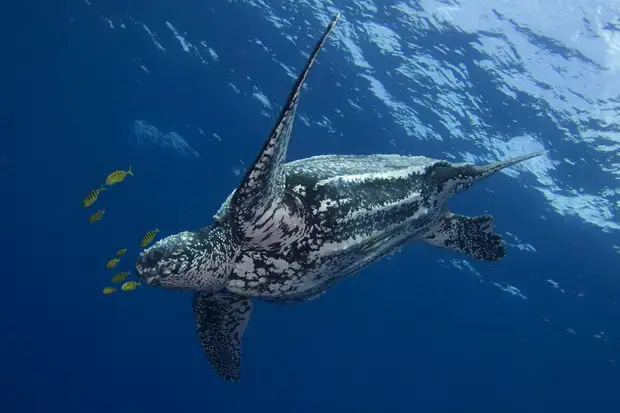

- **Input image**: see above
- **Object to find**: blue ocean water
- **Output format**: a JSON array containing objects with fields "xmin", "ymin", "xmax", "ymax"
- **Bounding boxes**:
[{"xmin": 3, "ymin": 0, "xmax": 619, "ymax": 412}]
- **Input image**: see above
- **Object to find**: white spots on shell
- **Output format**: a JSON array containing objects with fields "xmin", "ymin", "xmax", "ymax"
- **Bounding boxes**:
[
  {"xmin": 313, "ymin": 234, "xmax": 362, "ymax": 256},
  {"xmin": 317, "ymin": 198, "xmax": 338, "ymax": 213},
  {"xmin": 342, "ymin": 189, "xmax": 425, "ymax": 222},
  {"xmin": 314, "ymin": 162, "xmax": 429, "ymax": 188},
  {"xmin": 229, "ymin": 279, "xmax": 246, "ymax": 288},
  {"xmin": 291, "ymin": 184, "xmax": 307, "ymax": 197},
  {"xmin": 237, "ymin": 255, "xmax": 257, "ymax": 279},
  {"xmin": 265, "ymin": 256, "xmax": 290, "ymax": 273}
]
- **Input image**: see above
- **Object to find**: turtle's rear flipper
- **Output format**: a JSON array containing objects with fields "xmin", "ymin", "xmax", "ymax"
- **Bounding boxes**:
[
  {"xmin": 193, "ymin": 292, "xmax": 253, "ymax": 382},
  {"xmin": 422, "ymin": 212, "xmax": 505, "ymax": 261}
]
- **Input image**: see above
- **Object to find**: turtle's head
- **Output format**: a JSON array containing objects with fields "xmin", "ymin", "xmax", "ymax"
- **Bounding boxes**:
[{"xmin": 135, "ymin": 224, "xmax": 236, "ymax": 292}]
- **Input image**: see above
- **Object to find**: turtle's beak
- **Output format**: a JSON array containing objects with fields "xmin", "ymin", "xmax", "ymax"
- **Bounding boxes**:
[{"xmin": 135, "ymin": 248, "xmax": 162, "ymax": 286}]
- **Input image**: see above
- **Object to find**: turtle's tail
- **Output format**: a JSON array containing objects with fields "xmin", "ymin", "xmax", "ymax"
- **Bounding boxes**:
[
  {"xmin": 469, "ymin": 151, "xmax": 546, "ymax": 181},
  {"xmin": 431, "ymin": 151, "xmax": 546, "ymax": 196}
]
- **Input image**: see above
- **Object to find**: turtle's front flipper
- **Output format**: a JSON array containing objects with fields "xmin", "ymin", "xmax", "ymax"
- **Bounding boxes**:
[
  {"xmin": 230, "ymin": 14, "xmax": 340, "ymax": 244},
  {"xmin": 193, "ymin": 292, "xmax": 253, "ymax": 382},
  {"xmin": 422, "ymin": 213, "xmax": 505, "ymax": 261}
]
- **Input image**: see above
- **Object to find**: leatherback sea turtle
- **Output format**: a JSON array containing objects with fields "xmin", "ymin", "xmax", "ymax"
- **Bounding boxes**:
[{"xmin": 135, "ymin": 13, "xmax": 543, "ymax": 381}]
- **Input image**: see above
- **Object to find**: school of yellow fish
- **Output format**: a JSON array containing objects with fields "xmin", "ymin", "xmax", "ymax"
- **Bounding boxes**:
[{"xmin": 82, "ymin": 166, "xmax": 161, "ymax": 295}]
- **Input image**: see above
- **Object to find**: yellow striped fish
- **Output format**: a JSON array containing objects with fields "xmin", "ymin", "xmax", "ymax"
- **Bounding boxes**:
[
  {"xmin": 106, "ymin": 257, "xmax": 120, "ymax": 269},
  {"xmin": 82, "ymin": 185, "xmax": 106, "ymax": 207},
  {"xmin": 140, "ymin": 228, "xmax": 160, "ymax": 248},
  {"xmin": 121, "ymin": 281, "xmax": 141, "ymax": 291},
  {"xmin": 111, "ymin": 272, "xmax": 129, "ymax": 283},
  {"xmin": 105, "ymin": 166, "xmax": 133, "ymax": 185},
  {"xmin": 103, "ymin": 287, "xmax": 116, "ymax": 294},
  {"xmin": 88, "ymin": 209, "xmax": 105, "ymax": 223},
  {"xmin": 115, "ymin": 248, "xmax": 127, "ymax": 257}
]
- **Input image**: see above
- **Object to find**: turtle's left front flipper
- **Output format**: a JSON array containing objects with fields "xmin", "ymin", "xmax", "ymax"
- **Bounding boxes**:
[
  {"xmin": 193, "ymin": 292, "xmax": 253, "ymax": 382},
  {"xmin": 230, "ymin": 14, "xmax": 340, "ymax": 244}
]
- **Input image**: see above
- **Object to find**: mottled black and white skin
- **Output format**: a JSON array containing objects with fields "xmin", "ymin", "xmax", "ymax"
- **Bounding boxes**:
[{"xmin": 135, "ymin": 13, "xmax": 544, "ymax": 382}]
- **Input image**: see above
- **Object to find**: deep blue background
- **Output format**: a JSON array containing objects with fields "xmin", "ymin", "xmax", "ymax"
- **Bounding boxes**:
[{"xmin": 2, "ymin": 0, "xmax": 619, "ymax": 412}]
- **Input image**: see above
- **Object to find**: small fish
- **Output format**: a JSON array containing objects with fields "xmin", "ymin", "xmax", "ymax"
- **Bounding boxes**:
[
  {"xmin": 105, "ymin": 166, "xmax": 133, "ymax": 185},
  {"xmin": 115, "ymin": 248, "xmax": 127, "ymax": 257},
  {"xmin": 106, "ymin": 258, "xmax": 120, "ymax": 269},
  {"xmin": 121, "ymin": 281, "xmax": 141, "ymax": 291},
  {"xmin": 88, "ymin": 209, "xmax": 105, "ymax": 223},
  {"xmin": 140, "ymin": 228, "xmax": 160, "ymax": 248},
  {"xmin": 83, "ymin": 185, "xmax": 106, "ymax": 207},
  {"xmin": 103, "ymin": 287, "xmax": 116, "ymax": 294},
  {"xmin": 111, "ymin": 271, "xmax": 129, "ymax": 283}
]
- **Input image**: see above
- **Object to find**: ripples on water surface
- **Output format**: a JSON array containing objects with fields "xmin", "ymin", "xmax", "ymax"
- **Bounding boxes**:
[{"xmin": 94, "ymin": 0, "xmax": 619, "ymax": 232}]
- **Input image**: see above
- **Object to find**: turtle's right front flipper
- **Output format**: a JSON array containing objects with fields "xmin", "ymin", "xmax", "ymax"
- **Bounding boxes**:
[
  {"xmin": 193, "ymin": 292, "xmax": 253, "ymax": 382},
  {"xmin": 230, "ymin": 14, "xmax": 340, "ymax": 245}
]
